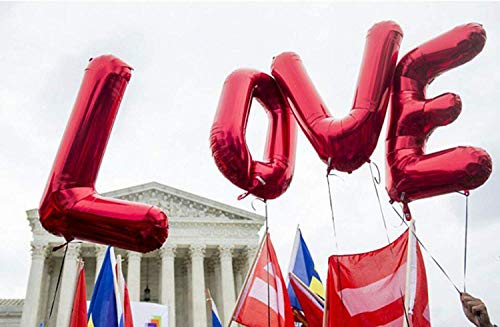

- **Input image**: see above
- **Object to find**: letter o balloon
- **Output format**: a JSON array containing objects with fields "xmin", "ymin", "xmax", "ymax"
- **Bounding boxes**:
[{"xmin": 210, "ymin": 69, "xmax": 297, "ymax": 200}]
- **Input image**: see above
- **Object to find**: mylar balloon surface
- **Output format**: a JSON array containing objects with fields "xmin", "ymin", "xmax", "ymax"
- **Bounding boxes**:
[
  {"xmin": 386, "ymin": 24, "xmax": 492, "ymax": 203},
  {"xmin": 271, "ymin": 21, "xmax": 403, "ymax": 173},
  {"xmin": 39, "ymin": 55, "xmax": 169, "ymax": 253},
  {"xmin": 210, "ymin": 69, "xmax": 297, "ymax": 200}
]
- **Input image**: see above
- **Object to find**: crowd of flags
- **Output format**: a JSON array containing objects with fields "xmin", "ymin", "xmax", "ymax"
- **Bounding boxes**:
[
  {"xmin": 222, "ymin": 226, "xmax": 430, "ymax": 327},
  {"xmin": 60, "ymin": 226, "xmax": 429, "ymax": 327},
  {"xmin": 67, "ymin": 247, "xmax": 134, "ymax": 327}
]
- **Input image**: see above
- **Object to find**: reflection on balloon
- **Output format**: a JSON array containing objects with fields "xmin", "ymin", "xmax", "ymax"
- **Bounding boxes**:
[
  {"xmin": 386, "ymin": 23, "xmax": 492, "ymax": 203},
  {"xmin": 210, "ymin": 69, "xmax": 297, "ymax": 200},
  {"xmin": 39, "ymin": 55, "xmax": 169, "ymax": 253},
  {"xmin": 271, "ymin": 21, "xmax": 403, "ymax": 173}
]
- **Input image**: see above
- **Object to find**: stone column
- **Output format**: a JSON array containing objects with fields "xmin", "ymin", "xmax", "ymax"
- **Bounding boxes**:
[
  {"xmin": 160, "ymin": 244, "xmax": 176, "ymax": 327},
  {"xmin": 219, "ymin": 245, "xmax": 236, "ymax": 324},
  {"xmin": 127, "ymin": 251, "xmax": 142, "ymax": 301},
  {"xmin": 233, "ymin": 256, "xmax": 247, "ymax": 296},
  {"xmin": 190, "ymin": 244, "xmax": 207, "ymax": 327},
  {"xmin": 21, "ymin": 242, "xmax": 48, "ymax": 327},
  {"xmin": 56, "ymin": 243, "xmax": 81, "ymax": 327},
  {"xmin": 245, "ymin": 245, "xmax": 259, "ymax": 271},
  {"xmin": 213, "ymin": 256, "xmax": 223, "ymax": 314},
  {"xmin": 184, "ymin": 257, "xmax": 193, "ymax": 327},
  {"xmin": 94, "ymin": 244, "xmax": 107, "ymax": 281}
]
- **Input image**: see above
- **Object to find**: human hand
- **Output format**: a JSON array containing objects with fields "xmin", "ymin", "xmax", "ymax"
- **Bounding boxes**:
[{"xmin": 461, "ymin": 292, "xmax": 494, "ymax": 327}]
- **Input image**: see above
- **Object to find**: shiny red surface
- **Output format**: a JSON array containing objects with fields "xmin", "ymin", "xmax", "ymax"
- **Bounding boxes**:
[
  {"xmin": 210, "ymin": 69, "xmax": 297, "ymax": 200},
  {"xmin": 39, "ymin": 55, "xmax": 168, "ymax": 253},
  {"xmin": 386, "ymin": 24, "xmax": 492, "ymax": 203},
  {"xmin": 271, "ymin": 21, "xmax": 403, "ymax": 173}
]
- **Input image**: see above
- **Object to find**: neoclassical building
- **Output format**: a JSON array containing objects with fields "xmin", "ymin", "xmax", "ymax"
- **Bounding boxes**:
[{"xmin": 0, "ymin": 182, "xmax": 264, "ymax": 327}]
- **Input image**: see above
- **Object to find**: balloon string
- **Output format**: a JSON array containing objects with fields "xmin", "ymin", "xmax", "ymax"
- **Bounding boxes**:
[
  {"xmin": 456, "ymin": 190, "xmax": 470, "ymax": 293},
  {"xmin": 326, "ymin": 173, "xmax": 339, "ymax": 250},
  {"xmin": 368, "ymin": 162, "xmax": 392, "ymax": 248},
  {"xmin": 325, "ymin": 169, "xmax": 345, "ymax": 327},
  {"xmin": 391, "ymin": 204, "xmax": 461, "ymax": 294},
  {"xmin": 368, "ymin": 162, "xmax": 409, "ymax": 325},
  {"xmin": 265, "ymin": 201, "xmax": 270, "ymax": 327},
  {"xmin": 250, "ymin": 198, "xmax": 270, "ymax": 327},
  {"xmin": 47, "ymin": 242, "xmax": 69, "ymax": 326}
]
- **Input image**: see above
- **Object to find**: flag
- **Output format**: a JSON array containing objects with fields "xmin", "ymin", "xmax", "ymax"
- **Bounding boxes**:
[
  {"xmin": 88, "ymin": 247, "xmax": 121, "ymax": 327},
  {"xmin": 116, "ymin": 255, "xmax": 134, "ymax": 327},
  {"xmin": 207, "ymin": 289, "xmax": 223, "ymax": 327},
  {"xmin": 69, "ymin": 259, "xmax": 87, "ymax": 327},
  {"xmin": 233, "ymin": 233, "xmax": 295, "ymax": 327},
  {"xmin": 287, "ymin": 227, "xmax": 325, "ymax": 313},
  {"xmin": 289, "ymin": 272, "xmax": 324, "ymax": 327},
  {"xmin": 325, "ymin": 229, "xmax": 431, "ymax": 327}
]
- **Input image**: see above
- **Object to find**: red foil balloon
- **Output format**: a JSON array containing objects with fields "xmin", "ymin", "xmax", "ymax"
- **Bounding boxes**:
[
  {"xmin": 271, "ymin": 21, "xmax": 403, "ymax": 173},
  {"xmin": 210, "ymin": 69, "xmax": 297, "ymax": 200},
  {"xmin": 39, "ymin": 55, "xmax": 168, "ymax": 253},
  {"xmin": 386, "ymin": 24, "xmax": 492, "ymax": 203}
]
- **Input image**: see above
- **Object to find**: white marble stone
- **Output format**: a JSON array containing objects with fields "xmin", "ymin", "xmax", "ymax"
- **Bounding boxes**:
[
  {"xmin": 160, "ymin": 244, "xmax": 176, "ymax": 327},
  {"xmin": 20, "ymin": 242, "xmax": 47, "ymax": 327},
  {"xmin": 55, "ymin": 243, "xmax": 80, "ymax": 327},
  {"xmin": 190, "ymin": 244, "xmax": 207, "ymax": 327},
  {"xmin": 18, "ymin": 182, "xmax": 264, "ymax": 327},
  {"xmin": 127, "ymin": 251, "xmax": 142, "ymax": 302}
]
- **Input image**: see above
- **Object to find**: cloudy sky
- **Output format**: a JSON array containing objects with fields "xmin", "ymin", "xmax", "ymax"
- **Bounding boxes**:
[{"xmin": 0, "ymin": 2, "xmax": 499, "ymax": 325}]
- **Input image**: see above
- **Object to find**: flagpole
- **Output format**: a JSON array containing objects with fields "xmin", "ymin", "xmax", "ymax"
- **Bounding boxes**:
[
  {"xmin": 206, "ymin": 288, "xmax": 213, "ymax": 310},
  {"xmin": 289, "ymin": 272, "xmax": 325, "ymax": 307},
  {"xmin": 403, "ymin": 219, "xmax": 415, "ymax": 327},
  {"xmin": 286, "ymin": 226, "xmax": 301, "ymax": 284},
  {"xmin": 225, "ymin": 233, "xmax": 267, "ymax": 327}
]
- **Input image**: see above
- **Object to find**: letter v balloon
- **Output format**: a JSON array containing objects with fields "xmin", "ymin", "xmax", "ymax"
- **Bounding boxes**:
[{"xmin": 272, "ymin": 21, "xmax": 403, "ymax": 173}]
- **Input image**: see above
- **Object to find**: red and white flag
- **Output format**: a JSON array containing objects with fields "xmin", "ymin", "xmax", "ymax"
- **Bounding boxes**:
[
  {"xmin": 289, "ymin": 272, "xmax": 324, "ymax": 327},
  {"xmin": 69, "ymin": 260, "xmax": 87, "ymax": 327},
  {"xmin": 325, "ymin": 229, "xmax": 430, "ymax": 327},
  {"xmin": 234, "ymin": 233, "xmax": 295, "ymax": 327},
  {"xmin": 116, "ymin": 255, "xmax": 134, "ymax": 327}
]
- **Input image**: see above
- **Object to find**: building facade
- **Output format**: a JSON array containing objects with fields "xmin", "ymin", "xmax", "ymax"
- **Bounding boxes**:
[{"xmin": 0, "ymin": 182, "xmax": 264, "ymax": 327}]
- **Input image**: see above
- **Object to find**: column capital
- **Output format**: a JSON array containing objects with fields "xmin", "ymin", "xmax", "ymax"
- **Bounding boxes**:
[
  {"xmin": 128, "ymin": 250, "xmax": 142, "ymax": 260},
  {"xmin": 66, "ymin": 243, "xmax": 81, "ymax": 261},
  {"xmin": 233, "ymin": 256, "xmax": 247, "ymax": 271},
  {"xmin": 205, "ymin": 256, "xmax": 217, "ymax": 272},
  {"xmin": 30, "ymin": 242, "xmax": 48, "ymax": 260},
  {"xmin": 160, "ymin": 243, "xmax": 177, "ymax": 258},
  {"xmin": 218, "ymin": 244, "xmax": 234, "ymax": 259},
  {"xmin": 189, "ymin": 244, "xmax": 206, "ymax": 259},
  {"xmin": 245, "ymin": 244, "xmax": 259, "ymax": 258},
  {"xmin": 94, "ymin": 244, "xmax": 107, "ymax": 257}
]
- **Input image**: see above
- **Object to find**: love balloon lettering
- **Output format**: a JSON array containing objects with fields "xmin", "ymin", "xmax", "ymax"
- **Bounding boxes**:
[
  {"xmin": 39, "ymin": 22, "xmax": 492, "ymax": 253},
  {"xmin": 210, "ymin": 22, "xmax": 492, "ymax": 202}
]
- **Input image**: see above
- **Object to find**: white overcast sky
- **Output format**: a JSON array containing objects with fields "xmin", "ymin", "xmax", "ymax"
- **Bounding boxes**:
[{"xmin": 0, "ymin": 2, "xmax": 499, "ymax": 325}]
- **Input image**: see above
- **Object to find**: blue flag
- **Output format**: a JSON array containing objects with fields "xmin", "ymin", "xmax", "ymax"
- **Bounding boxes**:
[
  {"xmin": 287, "ymin": 227, "xmax": 325, "ymax": 311},
  {"xmin": 88, "ymin": 247, "xmax": 120, "ymax": 327},
  {"xmin": 210, "ymin": 295, "xmax": 222, "ymax": 327}
]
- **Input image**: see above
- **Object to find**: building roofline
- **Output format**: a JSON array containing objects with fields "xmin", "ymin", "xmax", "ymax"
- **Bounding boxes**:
[{"xmin": 101, "ymin": 181, "xmax": 265, "ymax": 222}]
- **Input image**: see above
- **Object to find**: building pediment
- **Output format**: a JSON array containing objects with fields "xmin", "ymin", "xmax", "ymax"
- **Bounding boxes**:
[
  {"xmin": 102, "ymin": 181, "xmax": 264, "ymax": 223},
  {"xmin": 27, "ymin": 181, "xmax": 264, "ymax": 239}
]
